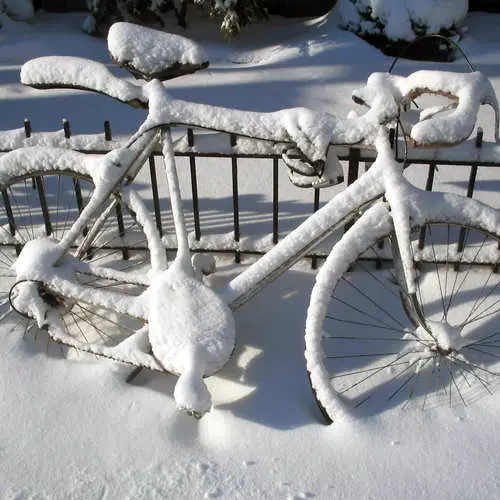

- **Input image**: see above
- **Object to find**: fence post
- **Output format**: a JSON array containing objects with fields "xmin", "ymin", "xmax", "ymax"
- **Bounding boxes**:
[
  {"xmin": 24, "ymin": 118, "xmax": 32, "ymax": 139},
  {"xmin": 343, "ymin": 147, "xmax": 361, "ymax": 234},
  {"xmin": 1, "ymin": 188, "xmax": 20, "ymax": 254},
  {"xmin": 31, "ymin": 120, "xmax": 52, "ymax": 236},
  {"xmin": 456, "ymin": 128, "xmax": 483, "ymax": 263},
  {"xmin": 187, "ymin": 128, "xmax": 201, "ymax": 241},
  {"xmin": 230, "ymin": 134, "xmax": 241, "ymax": 263},
  {"xmin": 102, "ymin": 119, "xmax": 129, "ymax": 260},
  {"xmin": 148, "ymin": 155, "xmax": 164, "ymax": 238},
  {"xmin": 104, "ymin": 120, "xmax": 112, "ymax": 142},
  {"xmin": 311, "ymin": 188, "xmax": 320, "ymax": 269},
  {"xmin": 272, "ymin": 157, "xmax": 279, "ymax": 244},
  {"xmin": 63, "ymin": 118, "xmax": 71, "ymax": 140},
  {"xmin": 347, "ymin": 147, "xmax": 361, "ymax": 186},
  {"xmin": 417, "ymin": 162, "xmax": 437, "ymax": 251}
]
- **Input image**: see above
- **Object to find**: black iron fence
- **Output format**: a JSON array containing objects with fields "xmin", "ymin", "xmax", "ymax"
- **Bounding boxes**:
[{"xmin": 1, "ymin": 122, "xmax": 499, "ymax": 268}]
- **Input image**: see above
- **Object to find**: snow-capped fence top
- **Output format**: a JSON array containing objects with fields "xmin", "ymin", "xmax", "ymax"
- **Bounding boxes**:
[{"xmin": 0, "ymin": 121, "xmax": 497, "ymax": 268}]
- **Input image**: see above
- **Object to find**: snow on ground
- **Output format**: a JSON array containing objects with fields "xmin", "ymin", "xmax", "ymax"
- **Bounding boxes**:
[{"xmin": 0, "ymin": 8, "xmax": 499, "ymax": 499}]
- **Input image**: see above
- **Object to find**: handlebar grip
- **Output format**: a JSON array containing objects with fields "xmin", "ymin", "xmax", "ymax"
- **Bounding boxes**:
[{"xmin": 21, "ymin": 56, "xmax": 148, "ymax": 108}]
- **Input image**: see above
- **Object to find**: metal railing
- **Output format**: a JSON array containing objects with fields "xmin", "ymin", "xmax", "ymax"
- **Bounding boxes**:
[{"xmin": 1, "ymin": 121, "xmax": 499, "ymax": 267}]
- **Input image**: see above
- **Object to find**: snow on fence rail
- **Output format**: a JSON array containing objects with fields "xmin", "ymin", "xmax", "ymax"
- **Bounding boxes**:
[{"xmin": 1, "ymin": 121, "xmax": 499, "ymax": 268}]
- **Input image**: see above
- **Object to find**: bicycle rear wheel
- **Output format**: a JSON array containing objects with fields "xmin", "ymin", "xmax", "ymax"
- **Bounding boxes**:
[
  {"xmin": 0, "ymin": 164, "xmax": 154, "ymax": 355},
  {"xmin": 306, "ymin": 201, "xmax": 500, "ymax": 423}
]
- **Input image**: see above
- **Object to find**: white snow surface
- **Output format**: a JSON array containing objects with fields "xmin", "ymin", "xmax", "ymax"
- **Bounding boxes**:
[{"xmin": 0, "ymin": 9, "xmax": 499, "ymax": 500}]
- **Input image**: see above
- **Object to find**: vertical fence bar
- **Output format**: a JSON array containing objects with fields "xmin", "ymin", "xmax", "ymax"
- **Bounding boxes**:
[
  {"xmin": 24, "ymin": 119, "xmax": 31, "ymax": 139},
  {"xmin": 149, "ymin": 156, "xmax": 163, "ymax": 238},
  {"xmin": 311, "ymin": 187, "xmax": 321, "ymax": 269},
  {"xmin": 104, "ymin": 118, "xmax": 130, "ymax": 260},
  {"xmin": 63, "ymin": 121, "xmax": 88, "ymax": 254},
  {"xmin": 230, "ymin": 134, "xmax": 241, "ymax": 263},
  {"xmin": 417, "ymin": 162, "xmax": 437, "ymax": 251},
  {"xmin": 24, "ymin": 119, "xmax": 50, "ymax": 236},
  {"xmin": 457, "ymin": 128, "xmax": 483, "ymax": 261},
  {"xmin": 347, "ymin": 147, "xmax": 361, "ymax": 186},
  {"xmin": 188, "ymin": 128, "xmax": 201, "ymax": 241},
  {"xmin": 1, "ymin": 189, "xmax": 21, "ymax": 254},
  {"xmin": 73, "ymin": 178, "xmax": 85, "ymax": 216},
  {"xmin": 69, "ymin": 120, "xmax": 90, "ymax": 250},
  {"xmin": 104, "ymin": 120, "xmax": 112, "ymax": 142},
  {"xmin": 35, "ymin": 176, "xmax": 52, "ymax": 236},
  {"xmin": 24, "ymin": 120, "xmax": 36, "ymax": 192},
  {"xmin": 115, "ymin": 201, "xmax": 129, "ymax": 260},
  {"xmin": 344, "ymin": 147, "xmax": 361, "ymax": 233},
  {"xmin": 272, "ymin": 156, "xmax": 279, "ymax": 245},
  {"xmin": 63, "ymin": 119, "xmax": 71, "ymax": 140}
]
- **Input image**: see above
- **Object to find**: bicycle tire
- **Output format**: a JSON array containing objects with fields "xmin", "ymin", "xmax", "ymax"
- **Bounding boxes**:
[
  {"xmin": 306, "ymin": 199, "xmax": 500, "ymax": 423},
  {"xmin": 0, "ymin": 148, "xmax": 157, "ymax": 355}
]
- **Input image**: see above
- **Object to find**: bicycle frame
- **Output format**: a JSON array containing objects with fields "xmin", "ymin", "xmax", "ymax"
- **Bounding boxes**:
[
  {"xmin": 8, "ymin": 24, "xmax": 500, "ymax": 419},
  {"xmin": 21, "ymin": 126, "xmax": 405, "ymax": 319}
]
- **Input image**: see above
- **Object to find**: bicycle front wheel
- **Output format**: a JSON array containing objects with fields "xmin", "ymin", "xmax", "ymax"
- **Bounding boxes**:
[
  {"xmin": 306, "ymin": 200, "xmax": 500, "ymax": 423},
  {"xmin": 0, "ymin": 148, "xmax": 156, "ymax": 353}
]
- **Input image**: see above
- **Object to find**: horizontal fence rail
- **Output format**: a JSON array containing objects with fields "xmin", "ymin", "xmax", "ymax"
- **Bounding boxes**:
[{"xmin": 1, "ymin": 121, "xmax": 499, "ymax": 268}]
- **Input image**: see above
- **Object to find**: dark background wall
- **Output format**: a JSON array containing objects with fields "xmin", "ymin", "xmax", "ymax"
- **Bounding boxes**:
[{"xmin": 35, "ymin": 0, "xmax": 500, "ymax": 16}]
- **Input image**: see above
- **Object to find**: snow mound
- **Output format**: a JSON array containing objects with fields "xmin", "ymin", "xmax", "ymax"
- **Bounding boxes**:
[
  {"xmin": 338, "ymin": 0, "xmax": 468, "ymax": 42},
  {"xmin": 1, "ymin": 0, "xmax": 34, "ymax": 22}
]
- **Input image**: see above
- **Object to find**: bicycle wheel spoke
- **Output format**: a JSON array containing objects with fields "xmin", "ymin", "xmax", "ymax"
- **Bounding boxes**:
[
  {"xmin": 460, "ymin": 270, "xmax": 499, "ymax": 327},
  {"xmin": 447, "ymin": 234, "xmax": 488, "ymax": 316},
  {"xmin": 328, "ymin": 294, "xmax": 404, "ymax": 332},
  {"xmin": 460, "ymin": 298, "xmax": 500, "ymax": 330},
  {"xmin": 337, "ymin": 277, "xmax": 406, "ymax": 329},
  {"xmin": 324, "ymin": 333, "xmax": 413, "ymax": 341},
  {"xmin": 75, "ymin": 303, "xmax": 138, "ymax": 335},
  {"xmin": 426, "ymin": 224, "xmax": 448, "ymax": 318},
  {"xmin": 462, "ymin": 345, "xmax": 500, "ymax": 361},
  {"xmin": 337, "ymin": 350, "xmax": 418, "ymax": 395},
  {"xmin": 330, "ymin": 359, "xmax": 414, "ymax": 379}
]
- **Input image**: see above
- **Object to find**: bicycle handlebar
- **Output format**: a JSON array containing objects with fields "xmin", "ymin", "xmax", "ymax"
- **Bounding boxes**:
[
  {"xmin": 352, "ymin": 70, "xmax": 500, "ymax": 146},
  {"xmin": 20, "ymin": 22, "xmax": 500, "ymax": 161}
]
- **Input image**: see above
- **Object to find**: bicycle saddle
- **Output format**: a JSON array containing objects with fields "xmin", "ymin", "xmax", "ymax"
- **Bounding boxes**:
[{"xmin": 108, "ymin": 22, "xmax": 209, "ymax": 81}]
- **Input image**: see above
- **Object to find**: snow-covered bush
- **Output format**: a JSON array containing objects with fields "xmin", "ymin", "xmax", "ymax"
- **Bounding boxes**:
[
  {"xmin": 84, "ymin": 0, "xmax": 268, "ymax": 38},
  {"xmin": 0, "ymin": 0, "xmax": 34, "ymax": 22},
  {"xmin": 338, "ymin": 0, "xmax": 469, "ymax": 58}
]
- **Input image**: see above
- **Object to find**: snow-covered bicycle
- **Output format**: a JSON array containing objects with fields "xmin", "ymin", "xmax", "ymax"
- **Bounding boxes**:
[{"xmin": 1, "ymin": 22, "xmax": 499, "ymax": 421}]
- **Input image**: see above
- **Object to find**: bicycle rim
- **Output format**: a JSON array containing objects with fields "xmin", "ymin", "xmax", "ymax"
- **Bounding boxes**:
[
  {"xmin": 306, "ymin": 216, "xmax": 500, "ymax": 422},
  {"xmin": 0, "ymin": 171, "xmax": 152, "ymax": 353}
]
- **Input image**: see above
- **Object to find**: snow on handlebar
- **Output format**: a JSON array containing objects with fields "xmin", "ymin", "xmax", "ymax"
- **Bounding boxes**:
[{"xmin": 352, "ymin": 70, "xmax": 500, "ymax": 147}]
